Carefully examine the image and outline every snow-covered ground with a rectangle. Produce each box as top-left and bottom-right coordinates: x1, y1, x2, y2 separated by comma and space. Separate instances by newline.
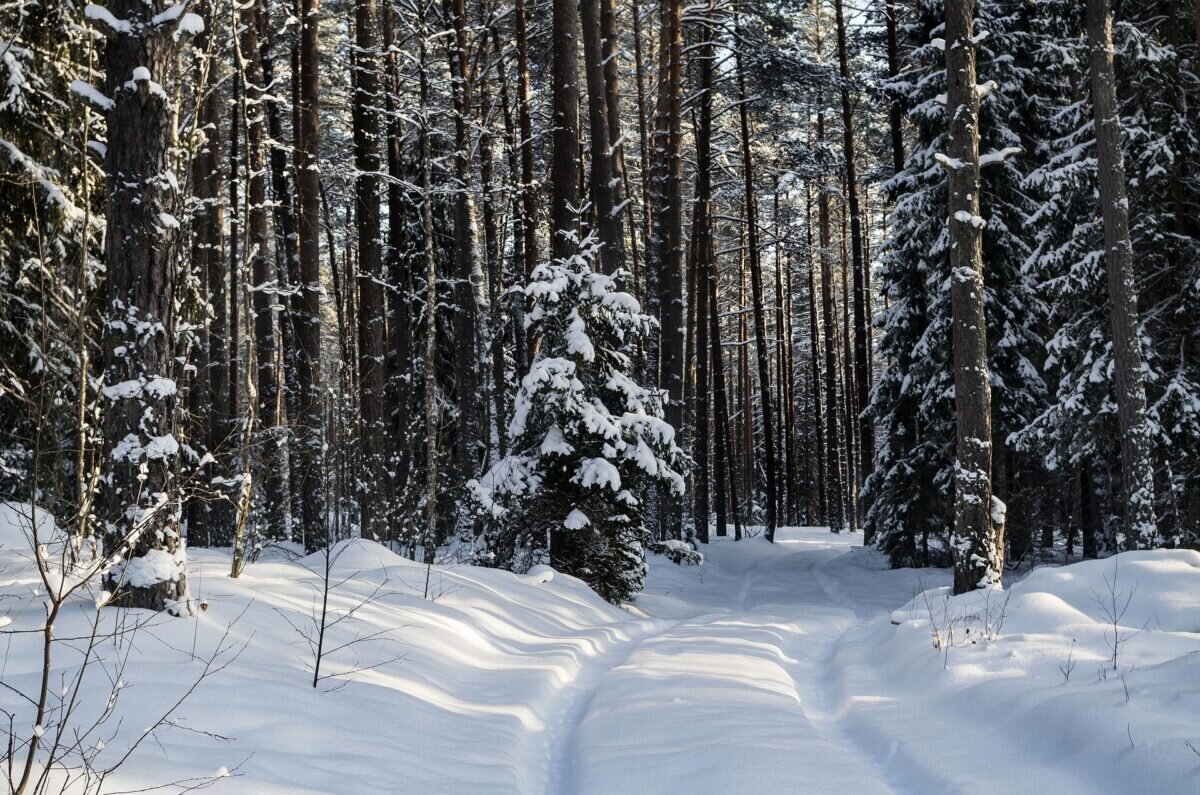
1, 505, 1198, 793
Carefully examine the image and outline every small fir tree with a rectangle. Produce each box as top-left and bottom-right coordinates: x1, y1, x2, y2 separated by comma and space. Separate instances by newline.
468, 232, 686, 603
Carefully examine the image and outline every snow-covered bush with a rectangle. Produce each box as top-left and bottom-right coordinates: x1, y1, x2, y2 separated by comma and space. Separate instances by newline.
646, 539, 704, 567
468, 233, 686, 603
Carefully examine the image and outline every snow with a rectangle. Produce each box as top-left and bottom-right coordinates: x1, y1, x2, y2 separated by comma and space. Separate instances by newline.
84, 3, 131, 34
563, 508, 590, 530
115, 547, 185, 588
574, 457, 621, 491
1, 510, 1197, 794
69, 79, 113, 112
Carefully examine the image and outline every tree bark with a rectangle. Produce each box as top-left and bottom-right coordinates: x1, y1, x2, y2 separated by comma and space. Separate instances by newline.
296, 0, 326, 551
945, 0, 1001, 592
734, 18, 777, 540
100, 0, 188, 609
885, 0, 904, 179
692, 1, 715, 541
580, 0, 625, 274
444, 0, 485, 485
256, 0, 304, 542
354, 0, 387, 539
193, 2, 229, 546
513, 0, 538, 367
550, 0, 582, 262
818, 110, 845, 534
1084, 0, 1158, 548
807, 207, 826, 526
834, 0, 873, 504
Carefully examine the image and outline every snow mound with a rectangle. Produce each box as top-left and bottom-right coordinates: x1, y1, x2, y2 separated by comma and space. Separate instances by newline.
525, 564, 555, 584
892, 549, 1200, 639
301, 537, 413, 572
854, 549, 1200, 794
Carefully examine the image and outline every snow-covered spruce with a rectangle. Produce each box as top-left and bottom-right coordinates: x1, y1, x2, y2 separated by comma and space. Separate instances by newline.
468, 233, 686, 604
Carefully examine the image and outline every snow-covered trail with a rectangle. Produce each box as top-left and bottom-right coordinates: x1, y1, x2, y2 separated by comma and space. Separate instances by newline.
554, 528, 916, 795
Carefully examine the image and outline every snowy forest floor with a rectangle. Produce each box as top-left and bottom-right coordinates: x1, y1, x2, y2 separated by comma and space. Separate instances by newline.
2, 507, 1199, 794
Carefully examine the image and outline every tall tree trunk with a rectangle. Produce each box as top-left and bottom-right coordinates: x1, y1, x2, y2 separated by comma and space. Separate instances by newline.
478, 0, 506, 461
834, 0, 873, 505
945, 0, 1001, 593
550, 0, 581, 261
296, 0, 326, 551
229, 71, 242, 448
257, 0, 303, 542
445, 0, 485, 485
807, 204, 826, 525
547, 0, 582, 559
840, 205, 859, 534
99, 0, 188, 610
885, 0, 904, 179
818, 110, 846, 534
631, 0, 653, 277
735, 21, 777, 540
580, 0, 626, 274
416, 0, 442, 567
782, 248, 798, 524
513, 0, 538, 367
1085, 0, 1158, 548
653, 0, 684, 433
193, 5, 229, 546
241, 2, 285, 540
691, 0, 715, 542
773, 192, 788, 521
354, 0, 387, 539
491, 21, 528, 396
383, 1, 413, 511
708, 247, 733, 541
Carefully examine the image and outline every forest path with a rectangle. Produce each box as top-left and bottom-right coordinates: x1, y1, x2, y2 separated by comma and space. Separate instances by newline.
549, 528, 918, 795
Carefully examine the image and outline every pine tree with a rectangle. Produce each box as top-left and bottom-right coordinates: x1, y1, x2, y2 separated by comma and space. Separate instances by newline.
866, 0, 1047, 568
469, 234, 686, 603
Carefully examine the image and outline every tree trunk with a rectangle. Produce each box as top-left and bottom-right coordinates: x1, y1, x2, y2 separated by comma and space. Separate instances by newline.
885, 0, 904, 179
383, 1, 413, 511
630, 0, 653, 278
580, 0, 626, 274
807, 213, 826, 526
100, 0, 188, 610
550, 0, 582, 262
818, 110, 845, 534
354, 0, 387, 539
478, 0, 507, 461
734, 20, 777, 540
514, 0, 538, 367
193, 3, 229, 547
646, 0, 684, 536
1085, 0, 1158, 549
296, 0, 326, 552
691, 0, 716, 542
445, 0, 485, 486
237, 0, 286, 541
834, 0, 873, 504
945, 0, 1001, 593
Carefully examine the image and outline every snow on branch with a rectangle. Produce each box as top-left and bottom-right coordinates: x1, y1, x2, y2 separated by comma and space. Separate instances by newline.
84, 3, 132, 37
70, 79, 114, 112
980, 147, 1022, 167
975, 80, 998, 100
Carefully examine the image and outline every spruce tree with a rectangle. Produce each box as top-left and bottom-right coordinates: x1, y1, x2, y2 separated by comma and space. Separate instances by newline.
469, 233, 686, 603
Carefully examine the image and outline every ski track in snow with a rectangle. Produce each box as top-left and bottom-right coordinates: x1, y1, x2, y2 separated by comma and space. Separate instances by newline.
549, 530, 908, 795
539, 616, 679, 795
